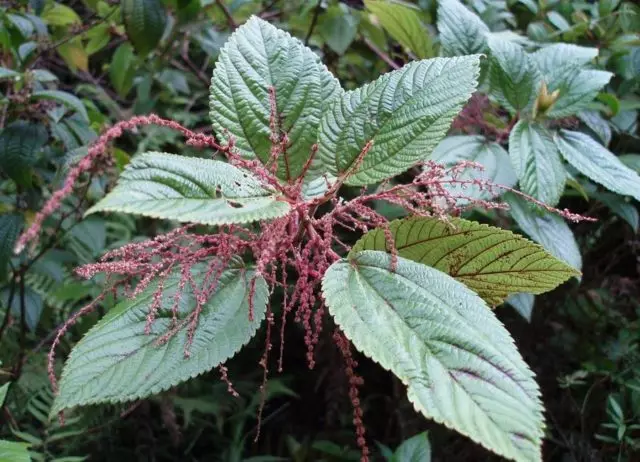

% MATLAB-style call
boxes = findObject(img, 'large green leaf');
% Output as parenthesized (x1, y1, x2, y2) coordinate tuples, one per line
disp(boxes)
(505, 192, 582, 271)
(555, 130, 640, 202)
(209, 16, 341, 182)
(122, 0, 167, 55)
(532, 44, 599, 75)
(317, 55, 480, 186)
(322, 251, 544, 462)
(365, 0, 433, 58)
(509, 120, 566, 206)
(87, 152, 291, 225)
(487, 36, 540, 115)
(351, 216, 578, 305)
(429, 135, 517, 202)
(0, 121, 48, 187)
(437, 0, 489, 56)
(52, 261, 268, 415)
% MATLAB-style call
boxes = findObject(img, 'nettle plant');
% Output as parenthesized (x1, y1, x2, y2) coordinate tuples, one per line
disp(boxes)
(16, 16, 591, 462)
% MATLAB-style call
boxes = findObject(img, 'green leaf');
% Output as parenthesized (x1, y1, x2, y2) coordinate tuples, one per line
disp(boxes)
(322, 251, 544, 462)
(437, 0, 489, 56)
(505, 192, 582, 271)
(110, 43, 137, 97)
(620, 154, 640, 173)
(429, 135, 517, 202)
(394, 432, 431, 462)
(555, 130, 640, 202)
(509, 121, 566, 206)
(42, 2, 81, 26)
(506, 293, 535, 322)
(533, 44, 599, 70)
(2, 287, 44, 332)
(317, 55, 480, 186)
(209, 16, 341, 182)
(351, 216, 578, 305)
(0, 383, 9, 406)
(87, 152, 291, 225)
(52, 261, 268, 415)
(487, 36, 540, 115)
(0, 67, 20, 80)
(592, 191, 639, 231)
(31, 90, 89, 122)
(577, 110, 612, 146)
(121, 0, 167, 55)
(365, 0, 433, 58)
(0, 121, 48, 187)
(0, 214, 22, 280)
(30, 69, 58, 82)
(319, 3, 360, 55)
(546, 70, 613, 119)
(546, 11, 570, 31)
(0, 440, 31, 462)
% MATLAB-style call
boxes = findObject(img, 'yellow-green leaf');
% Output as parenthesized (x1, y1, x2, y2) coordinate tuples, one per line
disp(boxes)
(350, 216, 579, 305)
(365, 0, 433, 58)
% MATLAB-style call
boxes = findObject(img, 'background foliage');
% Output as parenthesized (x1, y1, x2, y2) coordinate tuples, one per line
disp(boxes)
(0, 0, 639, 461)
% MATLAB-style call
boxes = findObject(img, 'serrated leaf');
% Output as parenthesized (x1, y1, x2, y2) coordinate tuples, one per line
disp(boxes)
(394, 432, 431, 462)
(87, 152, 291, 225)
(555, 130, 640, 202)
(487, 36, 540, 114)
(317, 55, 480, 186)
(429, 135, 517, 202)
(209, 16, 341, 182)
(52, 262, 267, 415)
(506, 293, 535, 322)
(437, 0, 489, 56)
(365, 0, 433, 58)
(505, 192, 582, 271)
(322, 251, 544, 462)
(0, 440, 31, 462)
(509, 120, 566, 206)
(122, 0, 167, 55)
(31, 90, 89, 122)
(578, 110, 612, 146)
(530, 45, 611, 118)
(0, 121, 48, 187)
(546, 69, 613, 119)
(351, 216, 578, 305)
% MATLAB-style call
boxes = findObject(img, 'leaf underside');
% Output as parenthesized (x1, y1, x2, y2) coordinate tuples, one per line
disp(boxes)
(351, 216, 579, 305)
(87, 152, 291, 225)
(555, 130, 640, 202)
(52, 262, 268, 415)
(322, 251, 544, 462)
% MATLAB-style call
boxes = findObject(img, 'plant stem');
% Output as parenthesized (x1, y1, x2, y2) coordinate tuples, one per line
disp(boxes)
(305, 0, 323, 46)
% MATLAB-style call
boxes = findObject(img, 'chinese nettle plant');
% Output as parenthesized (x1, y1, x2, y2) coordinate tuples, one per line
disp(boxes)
(18, 15, 613, 462)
